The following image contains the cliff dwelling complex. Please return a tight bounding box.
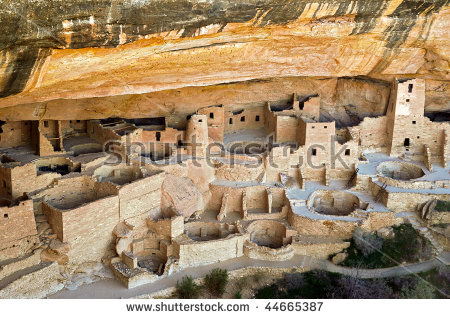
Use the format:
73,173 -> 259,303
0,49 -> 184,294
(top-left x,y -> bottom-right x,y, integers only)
0,0 -> 449,301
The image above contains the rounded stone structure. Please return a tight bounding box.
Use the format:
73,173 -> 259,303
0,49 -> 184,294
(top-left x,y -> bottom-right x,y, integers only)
246,220 -> 290,249
308,190 -> 360,216
377,161 -> 425,181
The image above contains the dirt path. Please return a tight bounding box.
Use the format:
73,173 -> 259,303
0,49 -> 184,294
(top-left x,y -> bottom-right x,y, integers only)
49,252 -> 449,299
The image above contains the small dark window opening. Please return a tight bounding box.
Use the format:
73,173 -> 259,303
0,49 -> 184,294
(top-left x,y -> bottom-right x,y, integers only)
229,118 -> 233,125
408,84 -> 413,93
70,120 -> 72,124
240,116 -> 245,122
2,180 -> 6,187
417,136 -> 420,139
186,115 -> 192,120
312,148 -> 317,156
156,132 -> 161,141
406,99 -> 410,102
255,115 -> 260,122
412,121 -> 416,124
404,138 -> 410,147
43,121 -> 49,128
209,112 -> 214,119
324,125 -> 327,129
24,122 -> 28,126
312,126 -> 315,129
76,120 -> 81,123
177,140 -> 183,147
3,214 -> 7,218
198,119 -> 203,122
345,149 -> 350,156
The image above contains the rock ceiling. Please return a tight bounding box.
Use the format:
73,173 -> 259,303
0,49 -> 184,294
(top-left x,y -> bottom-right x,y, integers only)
0,0 -> 449,120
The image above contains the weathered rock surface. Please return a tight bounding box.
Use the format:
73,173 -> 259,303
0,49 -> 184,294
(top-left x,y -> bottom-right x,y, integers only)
0,0 -> 449,119
161,174 -> 204,219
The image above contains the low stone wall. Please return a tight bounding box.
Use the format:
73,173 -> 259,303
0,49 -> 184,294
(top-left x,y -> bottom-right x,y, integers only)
287,208 -> 357,239
173,234 -> 248,268
360,211 -> 402,231
385,191 -> 450,212
291,240 -> 350,259
243,241 -> 294,261
111,261 -> 161,289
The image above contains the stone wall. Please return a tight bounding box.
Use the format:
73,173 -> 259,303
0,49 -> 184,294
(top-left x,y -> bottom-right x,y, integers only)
0,200 -> 37,255
173,234 -> 248,268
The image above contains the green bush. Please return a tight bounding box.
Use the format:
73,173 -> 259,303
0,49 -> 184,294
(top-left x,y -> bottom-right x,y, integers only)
435,201 -> 450,212
175,275 -> 201,299
234,291 -> 242,299
342,224 -> 433,269
401,280 -> 435,299
204,268 -> 229,297
254,269 -> 444,299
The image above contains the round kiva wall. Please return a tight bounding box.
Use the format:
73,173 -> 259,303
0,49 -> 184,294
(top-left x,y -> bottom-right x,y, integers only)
377,161 -> 425,181
309,190 -> 360,216
246,220 -> 289,249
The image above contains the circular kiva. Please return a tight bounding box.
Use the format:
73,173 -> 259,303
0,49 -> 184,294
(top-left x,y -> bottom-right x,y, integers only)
377,161 -> 425,181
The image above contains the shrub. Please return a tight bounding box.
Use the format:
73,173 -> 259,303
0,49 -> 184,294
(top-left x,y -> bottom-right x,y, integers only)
234,291 -> 242,299
175,276 -> 200,299
252,270 -> 265,284
383,224 -> 432,264
401,280 -> 435,299
236,276 -> 249,290
435,200 -> 450,212
204,268 -> 229,297
353,227 -> 383,257
284,272 -> 304,290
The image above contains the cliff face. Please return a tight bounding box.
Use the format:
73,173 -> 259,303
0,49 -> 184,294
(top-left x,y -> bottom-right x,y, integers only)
0,0 -> 449,119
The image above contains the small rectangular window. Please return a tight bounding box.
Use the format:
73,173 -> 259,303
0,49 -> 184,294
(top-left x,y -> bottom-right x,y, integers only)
198,119 -> 203,122
412,121 -> 416,124
345,149 -> 350,156
76,120 -> 81,123
312,126 -> 315,129
229,118 -> 233,125
324,125 -> 327,129
3,214 -> 8,218
408,83 -> 413,93
209,112 -> 214,119
240,116 -> 245,122
406,99 -> 410,102
156,132 -> 161,141
43,121 -> 49,128
312,148 -> 317,156
255,115 -> 260,122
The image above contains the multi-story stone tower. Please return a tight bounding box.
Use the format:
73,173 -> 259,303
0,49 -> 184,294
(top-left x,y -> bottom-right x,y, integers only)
387,78 -> 426,157
185,114 -> 209,157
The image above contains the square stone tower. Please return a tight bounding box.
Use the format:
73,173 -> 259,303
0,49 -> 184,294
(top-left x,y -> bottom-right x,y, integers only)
387,78 -> 426,156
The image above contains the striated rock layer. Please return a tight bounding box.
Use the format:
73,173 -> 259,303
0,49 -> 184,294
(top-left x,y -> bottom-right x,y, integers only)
0,0 -> 449,119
